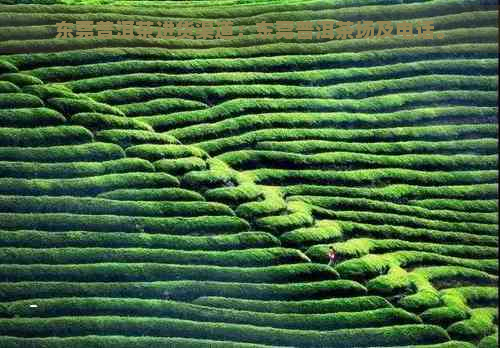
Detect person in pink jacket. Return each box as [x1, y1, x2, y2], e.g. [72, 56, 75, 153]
[327, 246, 337, 267]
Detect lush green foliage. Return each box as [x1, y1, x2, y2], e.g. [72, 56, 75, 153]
[0, 230, 280, 250]
[96, 129, 178, 148]
[0, 0, 497, 346]
[0, 126, 92, 146]
[0, 107, 66, 127]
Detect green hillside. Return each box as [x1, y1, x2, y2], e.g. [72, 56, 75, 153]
[0, 0, 497, 347]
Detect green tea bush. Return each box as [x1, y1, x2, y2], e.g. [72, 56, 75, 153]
[172, 107, 497, 143]
[65, 59, 499, 92]
[256, 138, 498, 156]
[0, 195, 234, 217]
[0, 1, 497, 346]
[0, 81, 21, 93]
[409, 199, 498, 213]
[219, 150, 497, 172]
[0, 93, 44, 109]
[198, 123, 497, 155]
[117, 97, 207, 116]
[248, 168, 497, 188]
[0, 317, 450, 347]
[336, 251, 497, 280]
[182, 170, 238, 191]
[154, 157, 207, 175]
[0, 126, 92, 146]
[0, 336, 279, 348]
[87, 76, 496, 106]
[144, 92, 495, 132]
[23, 84, 86, 100]
[0, 262, 338, 283]
[0, 230, 279, 250]
[285, 183, 498, 202]
[421, 306, 469, 327]
[96, 129, 179, 148]
[0, 279, 367, 301]
[478, 333, 498, 348]
[0, 158, 154, 179]
[337, 221, 498, 247]
[3, 298, 419, 330]
[421, 286, 498, 326]
[193, 295, 391, 314]
[293, 196, 497, 224]
[0, 142, 124, 162]
[0, 107, 66, 127]
[10, 25, 498, 65]
[205, 183, 263, 205]
[442, 286, 499, 308]
[47, 97, 125, 116]
[235, 187, 286, 219]
[281, 220, 343, 248]
[6, 25, 496, 58]
[0, 0, 436, 18]
[13, 38, 497, 71]
[98, 188, 204, 201]
[228, 127, 495, 158]
[397, 267, 497, 310]
[255, 201, 314, 234]
[306, 239, 498, 263]
[0, 59, 18, 73]
[0, 247, 308, 266]
[0, 73, 43, 86]
[70, 112, 153, 131]
[0, 172, 179, 195]
[447, 308, 498, 341]
[311, 207, 497, 235]
[126, 144, 207, 161]
[0, 213, 249, 234]
[409, 342, 475, 348]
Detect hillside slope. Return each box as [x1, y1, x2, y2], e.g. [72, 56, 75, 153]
[0, 0, 498, 347]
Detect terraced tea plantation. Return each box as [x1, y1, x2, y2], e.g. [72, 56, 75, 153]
[0, 0, 498, 347]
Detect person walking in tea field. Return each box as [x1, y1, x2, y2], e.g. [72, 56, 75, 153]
[327, 246, 337, 267]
